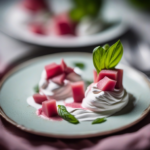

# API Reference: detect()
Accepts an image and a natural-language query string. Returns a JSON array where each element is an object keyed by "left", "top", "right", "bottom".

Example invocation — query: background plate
[
  {"left": 0, "top": 0, "right": 127, "bottom": 47},
  {"left": 0, "top": 52, "right": 150, "bottom": 138}
]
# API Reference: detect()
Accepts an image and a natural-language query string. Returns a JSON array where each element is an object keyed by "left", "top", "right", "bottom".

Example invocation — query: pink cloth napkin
[{"left": 0, "top": 112, "right": 150, "bottom": 150}]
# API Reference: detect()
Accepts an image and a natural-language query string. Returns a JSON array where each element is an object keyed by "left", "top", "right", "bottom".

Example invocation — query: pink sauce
[
  {"left": 36, "top": 108, "right": 63, "bottom": 121},
  {"left": 65, "top": 102, "right": 83, "bottom": 109}
]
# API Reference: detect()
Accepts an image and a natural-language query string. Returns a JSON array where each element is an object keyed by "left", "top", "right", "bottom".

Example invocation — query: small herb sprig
[
  {"left": 92, "top": 118, "right": 107, "bottom": 124},
  {"left": 74, "top": 62, "right": 85, "bottom": 69},
  {"left": 58, "top": 105, "right": 79, "bottom": 124},
  {"left": 34, "top": 84, "right": 39, "bottom": 93},
  {"left": 93, "top": 40, "right": 123, "bottom": 73}
]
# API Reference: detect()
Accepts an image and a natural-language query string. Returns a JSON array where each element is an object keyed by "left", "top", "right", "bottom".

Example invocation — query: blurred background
[{"left": 0, "top": 0, "right": 150, "bottom": 79}]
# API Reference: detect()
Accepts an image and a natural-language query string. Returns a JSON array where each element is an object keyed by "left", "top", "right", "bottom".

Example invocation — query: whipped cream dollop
[
  {"left": 39, "top": 69, "right": 82, "bottom": 100},
  {"left": 82, "top": 83, "right": 129, "bottom": 113},
  {"left": 66, "top": 83, "right": 129, "bottom": 121}
]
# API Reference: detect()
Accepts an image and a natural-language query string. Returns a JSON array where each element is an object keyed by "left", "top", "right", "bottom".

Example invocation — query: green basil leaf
[
  {"left": 58, "top": 105, "right": 79, "bottom": 124},
  {"left": 105, "top": 40, "right": 123, "bottom": 69},
  {"left": 92, "top": 118, "right": 107, "bottom": 124},
  {"left": 34, "top": 84, "right": 39, "bottom": 93},
  {"left": 74, "top": 62, "right": 85, "bottom": 69},
  {"left": 93, "top": 46, "right": 106, "bottom": 73}
]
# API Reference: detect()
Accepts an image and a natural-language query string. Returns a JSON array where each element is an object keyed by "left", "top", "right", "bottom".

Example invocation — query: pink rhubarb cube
[
  {"left": 71, "top": 81, "right": 85, "bottom": 103},
  {"left": 45, "top": 63, "right": 63, "bottom": 79},
  {"left": 97, "top": 70, "right": 118, "bottom": 82},
  {"left": 65, "top": 66, "right": 74, "bottom": 74},
  {"left": 42, "top": 100, "right": 58, "bottom": 117},
  {"left": 97, "top": 76, "right": 116, "bottom": 91},
  {"left": 29, "top": 23, "right": 45, "bottom": 35},
  {"left": 115, "top": 69, "right": 123, "bottom": 89},
  {"left": 33, "top": 94, "right": 47, "bottom": 104},
  {"left": 51, "top": 73, "right": 66, "bottom": 85},
  {"left": 61, "top": 59, "right": 67, "bottom": 71},
  {"left": 93, "top": 70, "right": 97, "bottom": 83},
  {"left": 21, "top": 0, "right": 47, "bottom": 12},
  {"left": 51, "top": 13, "right": 76, "bottom": 35}
]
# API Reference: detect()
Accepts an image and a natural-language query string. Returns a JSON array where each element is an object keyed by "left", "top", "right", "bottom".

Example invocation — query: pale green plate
[{"left": 0, "top": 52, "right": 150, "bottom": 138}]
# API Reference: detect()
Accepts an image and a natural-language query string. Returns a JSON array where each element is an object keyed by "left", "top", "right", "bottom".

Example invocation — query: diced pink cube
[
  {"left": 29, "top": 23, "right": 45, "bottom": 35},
  {"left": 21, "top": 0, "right": 47, "bottom": 12},
  {"left": 51, "top": 13, "right": 76, "bottom": 35},
  {"left": 93, "top": 70, "right": 97, "bottom": 83},
  {"left": 61, "top": 59, "right": 67, "bottom": 71},
  {"left": 97, "top": 76, "right": 116, "bottom": 91},
  {"left": 71, "top": 81, "right": 85, "bottom": 103},
  {"left": 97, "top": 70, "right": 118, "bottom": 82},
  {"left": 65, "top": 67, "right": 74, "bottom": 74},
  {"left": 33, "top": 94, "right": 47, "bottom": 104},
  {"left": 51, "top": 73, "right": 66, "bottom": 85},
  {"left": 42, "top": 100, "right": 58, "bottom": 117},
  {"left": 45, "top": 63, "right": 63, "bottom": 79},
  {"left": 115, "top": 69, "right": 123, "bottom": 89}
]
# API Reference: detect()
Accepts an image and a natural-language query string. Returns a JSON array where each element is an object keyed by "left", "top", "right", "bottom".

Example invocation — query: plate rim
[{"left": 0, "top": 52, "right": 150, "bottom": 139}]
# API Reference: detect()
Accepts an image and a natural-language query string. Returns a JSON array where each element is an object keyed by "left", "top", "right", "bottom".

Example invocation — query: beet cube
[
  {"left": 115, "top": 69, "right": 123, "bottom": 89},
  {"left": 93, "top": 70, "right": 97, "bottom": 83},
  {"left": 97, "top": 70, "right": 118, "bottom": 82},
  {"left": 51, "top": 73, "right": 66, "bottom": 85},
  {"left": 45, "top": 63, "right": 63, "bottom": 79},
  {"left": 42, "top": 100, "right": 58, "bottom": 117},
  {"left": 33, "top": 94, "right": 47, "bottom": 104},
  {"left": 71, "top": 81, "right": 85, "bottom": 103},
  {"left": 97, "top": 77, "right": 116, "bottom": 91}
]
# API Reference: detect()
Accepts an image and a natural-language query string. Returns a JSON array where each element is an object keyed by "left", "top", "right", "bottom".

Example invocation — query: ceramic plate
[
  {"left": 0, "top": 52, "right": 150, "bottom": 138},
  {"left": 0, "top": 0, "right": 127, "bottom": 47}
]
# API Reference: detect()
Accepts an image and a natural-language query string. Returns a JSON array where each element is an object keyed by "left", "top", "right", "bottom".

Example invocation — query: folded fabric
[{"left": 0, "top": 112, "right": 150, "bottom": 150}]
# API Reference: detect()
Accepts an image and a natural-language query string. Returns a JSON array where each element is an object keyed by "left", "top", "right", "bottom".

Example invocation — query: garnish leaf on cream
[
  {"left": 34, "top": 85, "right": 39, "bottom": 93},
  {"left": 93, "top": 46, "right": 107, "bottom": 73},
  {"left": 105, "top": 40, "right": 123, "bottom": 69},
  {"left": 103, "top": 44, "right": 110, "bottom": 51},
  {"left": 58, "top": 105, "right": 79, "bottom": 124},
  {"left": 92, "top": 118, "right": 107, "bottom": 124},
  {"left": 93, "top": 40, "right": 123, "bottom": 73},
  {"left": 74, "top": 62, "right": 85, "bottom": 69}
]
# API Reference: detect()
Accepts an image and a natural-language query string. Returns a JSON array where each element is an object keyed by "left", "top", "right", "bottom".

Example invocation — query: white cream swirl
[
  {"left": 82, "top": 83, "right": 129, "bottom": 113},
  {"left": 39, "top": 69, "right": 82, "bottom": 100},
  {"left": 68, "top": 83, "right": 129, "bottom": 121}
]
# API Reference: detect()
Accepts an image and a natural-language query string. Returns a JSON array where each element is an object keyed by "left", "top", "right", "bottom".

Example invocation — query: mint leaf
[
  {"left": 74, "top": 62, "right": 85, "bottom": 69},
  {"left": 105, "top": 40, "right": 123, "bottom": 69},
  {"left": 58, "top": 105, "right": 79, "bottom": 124},
  {"left": 34, "top": 84, "right": 39, "bottom": 93},
  {"left": 92, "top": 118, "right": 107, "bottom": 124},
  {"left": 92, "top": 40, "right": 123, "bottom": 73},
  {"left": 93, "top": 46, "right": 107, "bottom": 73},
  {"left": 103, "top": 44, "right": 110, "bottom": 51},
  {"left": 70, "top": 0, "right": 103, "bottom": 22}
]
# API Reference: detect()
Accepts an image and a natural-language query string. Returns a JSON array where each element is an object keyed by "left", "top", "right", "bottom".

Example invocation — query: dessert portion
[
  {"left": 9, "top": 0, "right": 114, "bottom": 37},
  {"left": 35, "top": 59, "right": 82, "bottom": 101},
  {"left": 27, "top": 40, "right": 129, "bottom": 124}
]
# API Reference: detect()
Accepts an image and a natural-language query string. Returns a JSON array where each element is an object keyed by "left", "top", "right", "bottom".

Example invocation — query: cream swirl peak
[
  {"left": 39, "top": 69, "right": 82, "bottom": 100},
  {"left": 82, "top": 83, "right": 129, "bottom": 114}
]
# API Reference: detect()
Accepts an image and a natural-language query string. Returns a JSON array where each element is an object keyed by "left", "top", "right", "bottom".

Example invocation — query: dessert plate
[
  {"left": 0, "top": 52, "right": 150, "bottom": 138},
  {"left": 0, "top": 0, "right": 127, "bottom": 47}
]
